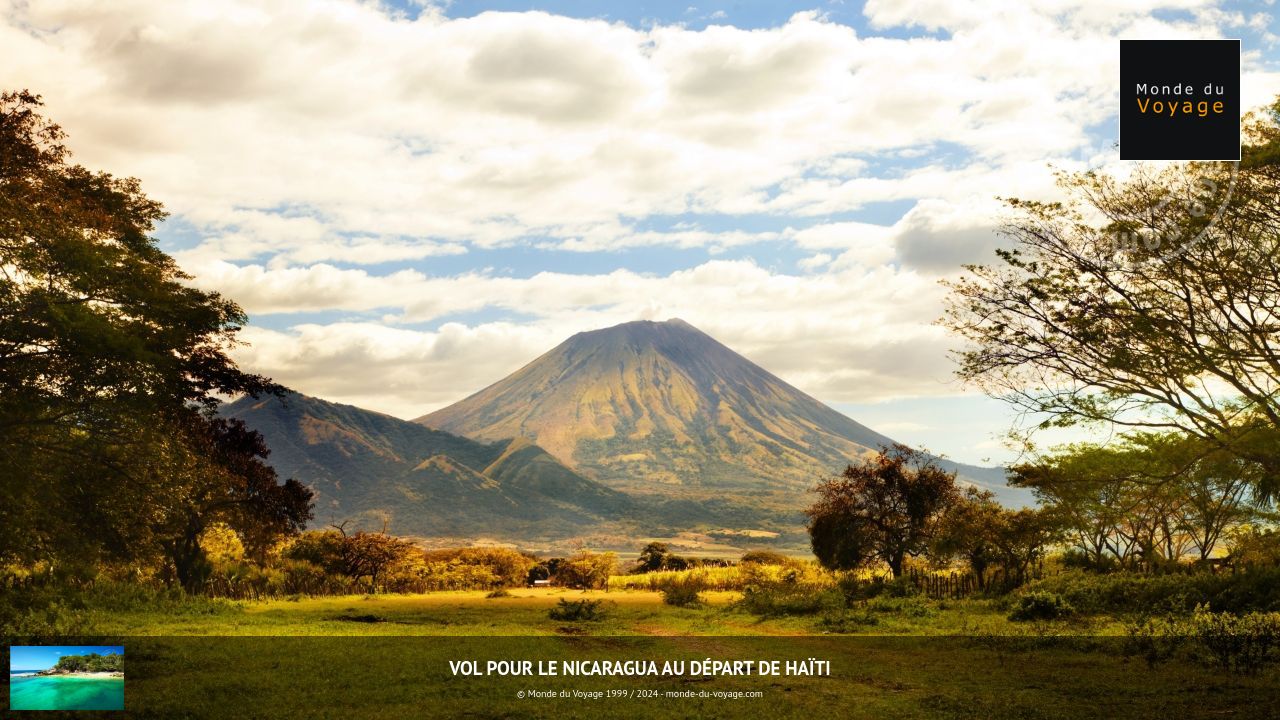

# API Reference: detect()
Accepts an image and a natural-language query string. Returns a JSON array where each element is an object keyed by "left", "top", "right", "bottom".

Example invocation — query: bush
[
  {"left": 485, "top": 588, "right": 511, "bottom": 599},
  {"left": 1021, "top": 568, "right": 1280, "bottom": 615},
  {"left": 882, "top": 575, "right": 921, "bottom": 598},
  {"left": 1123, "top": 614, "right": 1187, "bottom": 668},
  {"left": 740, "top": 551, "right": 793, "bottom": 566},
  {"left": 867, "top": 595, "right": 934, "bottom": 618},
  {"left": 658, "top": 573, "right": 708, "bottom": 607},
  {"left": 1123, "top": 606, "right": 1280, "bottom": 675},
  {"left": 556, "top": 552, "right": 617, "bottom": 590},
  {"left": 548, "top": 599, "right": 608, "bottom": 622},
  {"left": 1009, "top": 591, "right": 1074, "bottom": 621},
  {"left": 818, "top": 608, "right": 879, "bottom": 632},
  {"left": 1228, "top": 526, "right": 1280, "bottom": 568},
  {"left": 1189, "top": 605, "right": 1280, "bottom": 675},
  {"left": 738, "top": 585, "right": 843, "bottom": 616}
]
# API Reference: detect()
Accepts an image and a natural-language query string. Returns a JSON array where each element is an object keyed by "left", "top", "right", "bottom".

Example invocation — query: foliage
[
  {"left": 278, "top": 535, "right": 537, "bottom": 595},
  {"left": 1124, "top": 606, "right": 1280, "bottom": 675},
  {"left": 199, "top": 523, "right": 246, "bottom": 565},
  {"left": 1020, "top": 567, "right": 1280, "bottom": 615},
  {"left": 736, "top": 561, "right": 843, "bottom": 616},
  {"left": 1123, "top": 613, "right": 1188, "bottom": 668},
  {"left": 739, "top": 550, "right": 793, "bottom": 566},
  {"left": 555, "top": 551, "right": 616, "bottom": 590},
  {"left": 657, "top": 572, "right": 708, "bottom": 607},
  {"left": 1011, "top": 434, "right": 1263, "bottom": 571},
  {"left": 818, "top": 607, "right": 880, "bottom": 631},
  {"left": 1008, "top": 591, "right": 1074, "bottom": 622},
  {"left": 547, "top": 598, "right": 608, "bottom": 622},
  {"left": 609, "top": 565, "right": 746, "bottom": 592},
  {"left": 52, "top": 652, "right": 122, "bottom": 674},
  {"left": 942, "top": 107, "right": 1280, "bottom": 493},
  {"left": 1187, "top": 605, "right": 1280, "bottom": 674},
  {"left": 807, "top": 445, "right": 959, "bottom": 577},
  {"left": 1228, "top": 526, "right": 1280, "bottom": 567},
  {"left": 635, "top": 542, "right": 675, "bottom": 572},
  {"left": 933, "top": 487, "right": 1054, "bottom": 590},
  {"left": 0, "top": 91, "right": 312, "bottom": 583}
]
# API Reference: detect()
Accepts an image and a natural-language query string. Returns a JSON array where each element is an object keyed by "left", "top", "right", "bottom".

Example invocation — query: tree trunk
[
  {"left": 170, "top": 519, "right": 207, "bottom": 592},
  {"left": 888, "top": 552, "right": 905, "bottom": 578}
]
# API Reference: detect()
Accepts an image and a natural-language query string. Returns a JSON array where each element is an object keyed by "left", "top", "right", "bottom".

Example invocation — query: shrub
[
  {"left": 1009, "top": 591, "right": 1074, "bottom": 621},
  {"left": 548, "top": 599, "right": 608, "bottom": 622},
  {"left": 818, "top": 608, "right": 879, "bottom": 632},
  {"left": 1228, "top": 526, "right": 1280, "bottom": 568},
  {"left": 1123, "top": 614, "right": 1187, "bottom": 668},
  {"left": 1189, "top": 605, "right": 1280, "bottom": 675},
  {"left": 485, "top": 588, "right": 512, "bottom": 599},
  {"left": 740, "top": 551, "right": 793, "bottom": 566},
  {"left": 882, "top": 575, "right": 922, "bottom": 598},
  {"left": 738, "top": 585, "right": 843, "bottom": 616},
  {"left": 1021, "top": 568, "right": 1280, "bottom": 615},
  {"left": 1124, "top": 607, "right": 1280, "bottom": 675},
  {"left": 658, "top": 573, "right": 708, "bottom": 607},
  {"left": 867, "top": 595, "right": 934, "bottom": 618}
]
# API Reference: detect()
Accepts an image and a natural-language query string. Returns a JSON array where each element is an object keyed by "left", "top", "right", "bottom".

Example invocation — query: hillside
[{"left": 222, "top": 393, "right": 633, "bottom": 539}]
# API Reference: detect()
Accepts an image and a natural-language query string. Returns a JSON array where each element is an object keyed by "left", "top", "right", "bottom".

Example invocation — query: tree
[
  {"left": 0, "top": 90, "right": 312, "bottom": 575},
  {"left": 990, "top": 508, "right": 1054, "bottom": 586},
  {"left": 158, "top": 417, "right": 313, "bottom": 589},
  {"left": 1012, "top": 433, "right": 1264, "bottom": 569},
  {"left": 806, "top": 445, "right": 959, "bottom": 577},
  {"left": 933, "top": 487, "right": 1054, "bottom": 588},
  {"left": 932, "top": 487, "right": 1004, "bottom": 589},
  {"left": 342, "top": 532, "right": 411, "bottom": 589},
  {"left": 1153, "top": 434, "right": 1261, "bottom": 561},
  {"left": 635, "top": 542, "right": 674, "bottom": 573},
  {"left": 942, "top": 99, "right": 1280, "bottom": 498},
  {"left": 557, "top": 551, "right": 617, "bottom": 589}
]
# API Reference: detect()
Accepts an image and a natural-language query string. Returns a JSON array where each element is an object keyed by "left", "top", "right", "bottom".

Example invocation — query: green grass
[
  {"left": 72, "top": 634, "right": 1280, "bottom": 719},
  {"left": 10, "top": 589, "right": 1279, "bottom": 718},
  {"left": 67, "top": 586, "right": 1124, "bottom": 637}
]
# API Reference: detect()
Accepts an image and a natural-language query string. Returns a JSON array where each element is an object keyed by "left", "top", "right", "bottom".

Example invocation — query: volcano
[{"left": 416, "top": 319, "right": 1020, "bottom": 508}]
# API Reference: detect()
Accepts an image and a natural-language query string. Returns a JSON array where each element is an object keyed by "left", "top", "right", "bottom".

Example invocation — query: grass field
[
  {"left": 76, "top": 587, "right": 1122, "bottom": 637},
  {"left": 8, "top": 588, "right": 1279, "bottom": 718}
]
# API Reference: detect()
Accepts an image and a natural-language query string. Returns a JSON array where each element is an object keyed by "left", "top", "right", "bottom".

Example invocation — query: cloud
[
  {"left": 5, "top": 0, "right": 1278, "bottom": 425},
  {"left": 6, "top": 1, "right": 1270, "bottom": 262},
  {"left": 213, "top": 257, "right": 953, "bottom": 417}
]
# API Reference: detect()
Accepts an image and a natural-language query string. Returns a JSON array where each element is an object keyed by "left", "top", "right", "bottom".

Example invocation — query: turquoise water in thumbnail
[{"left": 8, "top": 674, "right": 125, "bottom": 710}]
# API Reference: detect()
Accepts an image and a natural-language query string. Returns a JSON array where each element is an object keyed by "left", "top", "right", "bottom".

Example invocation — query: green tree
[
  {"left": 635, "top": 542, "right": 673, "bottom": 572},
  {"left": 942, "top": 100, "right": 1280, "bottom": 497},
  {"left": 932, "top": 487, "right": 1004, "bottom": 589},
  {"left": 806, "top": 445, "right": 959, "bottom": 578},
  {"left": 1012, "top": 442, "right": 1153, "bottom": 569},
  {"left": 557, "top": 551, "right": 617, "bottom": 589},
  {"left": 0, "top": 90, "right": 312, "bottom": 578},
  {"left": 1012, "top": 433, "right": 1264, "bottom": 569},
  {"left": 990, "top": 507, "right": 1054, "bottom": 586}
]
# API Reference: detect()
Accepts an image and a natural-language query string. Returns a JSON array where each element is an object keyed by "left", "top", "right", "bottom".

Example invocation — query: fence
[{"left": 904, "top": 566, "right": 1041, "bottom": 600}]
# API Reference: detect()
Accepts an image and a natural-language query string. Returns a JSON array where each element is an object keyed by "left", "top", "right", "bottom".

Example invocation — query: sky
[
  {"left": 10, "top": 646, "right": 124, "bottom": 672},
  {"left": 3, "top": 0, "right": 1280, "bottom": 465}
]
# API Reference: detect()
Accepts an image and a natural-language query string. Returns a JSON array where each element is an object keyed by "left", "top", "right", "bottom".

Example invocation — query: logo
[{"left": 1120, "top": 39, "right": 1241, "bottom": 161}]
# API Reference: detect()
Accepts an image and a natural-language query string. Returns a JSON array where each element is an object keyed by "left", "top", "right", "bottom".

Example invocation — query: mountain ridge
[{"left": 222, "top": 392, "right": 634, "bottom": 539}]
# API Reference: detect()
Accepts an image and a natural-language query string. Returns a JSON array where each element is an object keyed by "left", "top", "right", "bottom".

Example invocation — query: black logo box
[{"left": 1120, "top": 39, "right": 1240, "bottom": 161}]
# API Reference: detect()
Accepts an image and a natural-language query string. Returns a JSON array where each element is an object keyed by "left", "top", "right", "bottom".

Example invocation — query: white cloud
[
  {"left": 215, "top": 257, "right": 952, "bottom": 417},
  {"left": 5, "top": 0, "right": 1278, "bottom": 424},
  {"left": 5, "top": 1, "right": 1270, "bottom": 260}
]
